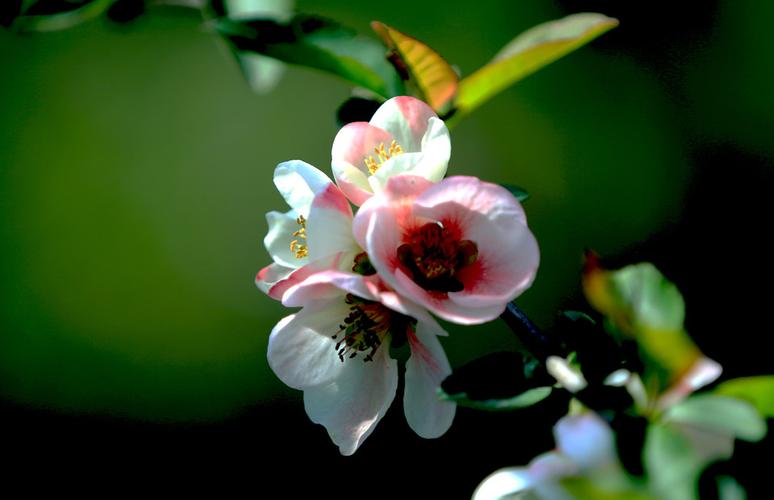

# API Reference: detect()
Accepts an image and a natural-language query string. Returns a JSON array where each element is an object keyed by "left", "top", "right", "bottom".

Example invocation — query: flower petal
[
  {"left": 369, "top": 96, "right": 438, "bottom": 152},
  {"left": 306, "top": 183, "right": 358, "bottom": 261},
  {"left": 282, "top": 268, "right": 379, "bottom": 308},
  {"left": 472, "top": 467, "right": 534, "bottom": 500},
  {"left": 303, "top": 345, "right": 398, "bottom": 456},
  {"left": 403, "top": 320, "right": 455, "bottom": 438},
  {"left": 264, "top": 210, "right": 307, "bottom": 268},
  {"left": 255, "top": 262, "right": 294, "bottom": 296},
  {"left": 267, "top": 298, "right": 350, "bottom": 390},
  {"left": 331, "top": 161, "right": 373, "bottom": 206},
  {"left": 331, "top": 122, "right": 395, "bottom": 205},
  {"left": 554, "top": 412, "right": 616, "bottom": 470},
  {"left": 273, "top": 160, "right": 332, "bottom": 211},
  {"left": 267, "top": 252, "right": 354, "bottom": 302}
]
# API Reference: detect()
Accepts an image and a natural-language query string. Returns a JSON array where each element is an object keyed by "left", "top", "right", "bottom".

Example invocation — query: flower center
[
  {"left": 289, "top": 214, "right": 308, "bottom": 259},
  {"left": 397, "top": 222, "right": 478, "bottom": 293},
  {"left": 332, "top": 293, "right": 413, "bottom": 362},
  {"left": 364, "top": 139, "right": 403, "bottom": 174}
]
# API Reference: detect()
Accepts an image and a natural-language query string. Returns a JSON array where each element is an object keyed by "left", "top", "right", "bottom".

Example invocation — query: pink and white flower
[
  {"left": 256, "top": 160, "right": 360, "bottom": 299},
  {"left": 332, "top": 96, "right": 451, "bottom": 206},
  {"left": 353, "top": 175, "right": 540, "bottom": 325},
  {"left": 473, "top": 412, "right": 623, "bottom": 500},
  {"left": 267, "top": 269, "right": 456, "bottom": 455}
]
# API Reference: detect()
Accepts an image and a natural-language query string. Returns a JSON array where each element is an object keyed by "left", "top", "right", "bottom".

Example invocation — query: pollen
[
  {"left": 364, "top": 139, "right": 403, "bottom": 174},
  {"left": 290, "top": 214, "right": 308, "bottom": 259}
]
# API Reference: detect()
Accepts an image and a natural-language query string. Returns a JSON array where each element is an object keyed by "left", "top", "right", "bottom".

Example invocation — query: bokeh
[{"left": 1, "top": 0, "right": 771, "bottom": 495}]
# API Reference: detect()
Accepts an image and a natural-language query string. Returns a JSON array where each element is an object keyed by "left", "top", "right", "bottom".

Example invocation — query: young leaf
[
  {"left": 211, "top": 0, "right": 294, "bottom": 94},
  {"left": 440, "top": 351, "right": 555, "bottom": 411},
  {"left": 371, "top": 21, "right": 457, "bottom": 112},
  {"left": 714, "top": 376, "right": 774, "bottom": 417},
  {"left": 10, "top": 0, "right": 113, "bottom": 32},
  {"left": 440, "top": 385, "right": 552, "bottom": 411},
  {"left": 664, "top": 394, "right": 767, "bottom": 443},
  {"left": 213, "top": 15, "right": 405, "bottom": 98},
  {"left": 501, "top": 183, "right": 529, "bottom": 202},
  {"left": 455, "top": 13, "right": 618, "bottom": 115},
  {"left": 582, "top": 254, "right": 718, "bottom": 394}
]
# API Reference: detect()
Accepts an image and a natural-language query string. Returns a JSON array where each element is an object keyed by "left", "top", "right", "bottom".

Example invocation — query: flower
[
  {"left": 473, "top": 412, "right": 624, "bottom": 500},
  {"left": 352, "top": 175, "right": 540, "bottom": 325},
  {"left": 256, "top": 160, "right": 360, "bottom": 300},
  {"left": 267, "top": 268, "right": 456, "bottom": 455},
  {"left": 331, "top": 96, "right": 450, "bottom": 206}
]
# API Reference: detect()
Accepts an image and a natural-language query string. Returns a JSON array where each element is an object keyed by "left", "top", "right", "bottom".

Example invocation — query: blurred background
[{"left": 1, "top": 0, "right": 771, "bottom": 495}]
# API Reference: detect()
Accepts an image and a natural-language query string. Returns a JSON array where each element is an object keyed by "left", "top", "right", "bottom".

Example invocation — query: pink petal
[
  {"left": 255, "top": 262, "right": 295, "bottom": 297},
  {"left": 369, "top": 96, "right": 438, "bottom": 152},
  {"left": 306, "top": 183, "right": 359, "bottom": 261}
]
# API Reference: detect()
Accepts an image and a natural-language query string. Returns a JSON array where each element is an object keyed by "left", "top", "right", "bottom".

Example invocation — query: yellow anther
[
  {"left": 364, "top": 139, "right": 403, "bottom": 174},
  {"left": 290, "top": 214, "right": 308, "bottom": 259}
]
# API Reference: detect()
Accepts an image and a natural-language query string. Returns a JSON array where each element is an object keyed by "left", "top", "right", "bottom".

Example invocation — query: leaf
[
  {"left": 455, "top": 13, "right": 618, "bottom": 115},
  {"left": 371, "top": 21, "right": 457, "bottom": 112},
  {"left": 664, "top": 394, "right": 767, "bottom": 443},
  {"left": 582, "top": 254, "right": 716, "bottom": 393},
  {"left": 212, "top": 0, "right": 293, "bottom": 93},
  {"left": 644, "top": 423, "right": 706, "bottom": 500},
  {"left": 440, "top": 385, "right": 553, "bottom": 411},
  {"left": 715, "top": 375, "right": 774, "bottom": 417},
  {"left": 11, "top": 0, "right": 112, "bottom": 32},
  {"left": 501, "top": 183, "right": 529, "bottom": 202},
  {"left": 213, "top": 15, "right": 405, "bottom": 98},
  {"left": 440, "top": 351, "right": 555, "bottom": 410}
]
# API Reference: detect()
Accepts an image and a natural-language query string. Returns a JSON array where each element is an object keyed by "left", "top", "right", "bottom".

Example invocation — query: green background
[{"left": 1, "top": 2, "right": 772, "bottom": 490}]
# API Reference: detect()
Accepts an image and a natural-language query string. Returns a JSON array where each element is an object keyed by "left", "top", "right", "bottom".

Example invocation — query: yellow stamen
[
  {"left": 290, "top": 214, "right": 308, "bottom": 259},
  {"left": 364, "top": 139, "right": 403, "bottom": 174}
]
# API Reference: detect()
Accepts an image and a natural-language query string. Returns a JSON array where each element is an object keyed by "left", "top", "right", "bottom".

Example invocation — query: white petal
[
  {"left": 416, "top": 116, "right": 451, "bottom": 181},
  {"left": 368, "top": 152, "right": 424, "bottom": 194},
  {"left": 472, "top": 467, "right": 534, "bottom": 500},
  {"left": 267, "top": 298, "right": 350, "bottom": 390},
  {"left": 273, "top": 160, "right": 332, "bottom": 212},
  {"left": 264, "top": 210, "right": 306, "bottom": 268},
  {"left": 303, "top": 345, "right": 398, "bottom": 455},
  {"left": 403, "top": 321, "right": 455, "bottom": 438},
  {"left": 369, "top": 96, "right": 437, "bottom": 152},
  {"left": 554, "top": 413, "right": 616, "bottom": 470}
]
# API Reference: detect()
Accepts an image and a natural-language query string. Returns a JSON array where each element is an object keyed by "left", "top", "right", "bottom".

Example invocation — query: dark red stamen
[{"left": 397, "top": 222, "right": 478, "bottom": 293}]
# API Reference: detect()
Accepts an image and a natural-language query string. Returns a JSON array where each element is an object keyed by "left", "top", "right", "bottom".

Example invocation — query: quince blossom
[
  {"left": 353, "top": 175, "right": 540, "bottom": 324},
  {"left": 256, "top": 160, "right": 360, "bottom": 299},
  {"left": 473, "top": 412, "right": 624, "bottom": 500},
  {"left": 267, "top": 269, "right": 456, "bottom": 455},
  {"left": 332, "top": 96, "right": 450, "bottom": 206}
]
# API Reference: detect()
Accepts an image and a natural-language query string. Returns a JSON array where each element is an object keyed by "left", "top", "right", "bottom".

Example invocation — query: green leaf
[
  {"left": 664, "top": 394, "right": 767, "bottom": 443},
  {"left": 213, "top": 15, "right": 405, "bottom": 98},
  {"left": 582, "top": 257, "right": 713, "bottom": 393},
  {"left": 501, "top": 183, "right": 529, "bottom": 202},
  {"left": 715, "top": 375, "right": 774, "bottom": 417},
  {"left": 644, "top": 423, "right": 704, "bottom": 500},
  {"left": 717, "top": 477, "right": 746, "bottom": 500},
  {"left": 440, "top": 385, "right": 553, "bottom": 411},
  {"left": 455, "top": 13, "right": 618, "bottom": 115},
  {"left": 11, "top": 0, "right": 112, "bottom": 32},
  {"left": 213, "top": 0, "right": 293, "bottom": 93},
  {"left": 561, "top": 477, "right": 655, "bottom": 500},
  {"left": 371, "top": 21, "right": 457, "bottom": 112}
]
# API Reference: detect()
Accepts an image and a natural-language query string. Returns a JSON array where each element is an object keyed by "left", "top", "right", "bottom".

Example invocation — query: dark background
[{"left": 1, "top": 0, "right": 771, "bottom": 495}]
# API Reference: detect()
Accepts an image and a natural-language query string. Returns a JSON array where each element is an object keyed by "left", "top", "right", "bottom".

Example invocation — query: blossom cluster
[{"left": 256, "top": 96, "right": 540, "bottom": 455}]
